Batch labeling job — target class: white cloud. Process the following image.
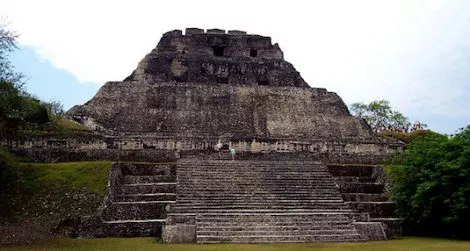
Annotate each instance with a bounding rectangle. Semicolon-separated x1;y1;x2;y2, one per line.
1;0;469;133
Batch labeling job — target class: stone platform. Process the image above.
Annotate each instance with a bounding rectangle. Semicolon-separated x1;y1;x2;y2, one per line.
79;163;176;237
163;159;393;243
327;164;403;238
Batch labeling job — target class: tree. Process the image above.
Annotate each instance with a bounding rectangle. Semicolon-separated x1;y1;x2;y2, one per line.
388;126;470;238
0;18;24;85
350;99;425;133
0;19;59;133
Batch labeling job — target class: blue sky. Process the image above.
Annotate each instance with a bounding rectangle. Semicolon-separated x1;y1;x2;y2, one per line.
2;0;470;134
11;46;99;110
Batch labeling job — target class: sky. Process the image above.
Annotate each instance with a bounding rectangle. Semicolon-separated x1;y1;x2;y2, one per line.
1;0;469;134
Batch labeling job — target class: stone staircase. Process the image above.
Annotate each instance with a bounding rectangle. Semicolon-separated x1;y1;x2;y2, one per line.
97;163;176;237
327;164;402;238
165;160;382;243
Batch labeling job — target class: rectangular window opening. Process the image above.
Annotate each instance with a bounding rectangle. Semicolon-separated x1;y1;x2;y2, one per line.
257;79;269;86
212;46;225;57
250;48;258;57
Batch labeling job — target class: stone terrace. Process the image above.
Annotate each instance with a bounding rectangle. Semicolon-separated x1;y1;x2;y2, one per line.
164;160;386;243
328;164;402;238
80;163;177;237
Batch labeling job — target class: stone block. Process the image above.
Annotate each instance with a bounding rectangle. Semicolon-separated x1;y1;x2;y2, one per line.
228;30;247;35
353;222;386;241
185;28;204;35
163;224;196;243
207;28;225;34
371;218;403;239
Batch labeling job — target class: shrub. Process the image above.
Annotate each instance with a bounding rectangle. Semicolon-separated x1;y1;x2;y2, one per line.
388;126;470;238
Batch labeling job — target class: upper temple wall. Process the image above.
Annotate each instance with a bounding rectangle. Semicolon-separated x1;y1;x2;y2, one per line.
155;28;284;60
123;28;306;87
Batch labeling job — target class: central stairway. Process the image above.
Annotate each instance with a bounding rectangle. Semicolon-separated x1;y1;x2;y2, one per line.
166;160;368;243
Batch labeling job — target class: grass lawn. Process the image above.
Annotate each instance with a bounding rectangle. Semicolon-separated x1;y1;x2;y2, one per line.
1;237;469;251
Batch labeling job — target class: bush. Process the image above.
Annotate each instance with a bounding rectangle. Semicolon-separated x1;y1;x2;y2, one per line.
0;147;22;215
380;130;439;144
388;126;470;238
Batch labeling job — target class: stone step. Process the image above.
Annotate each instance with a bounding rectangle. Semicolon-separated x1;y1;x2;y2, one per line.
178;189;339;193
168;208;358;218
183;172;331;175
178;160;324;165
346;202;396;217
340;183;385;193
169;209;354;215
196;217;352;224
177;189;340;193
178;181;338;185
171;206;350;212
342;193;388;202
115;193;177;202
196;234;364;243
120;163;175;176
175;200;348;205
196;211;355;216
102;201;174;221
197;229;358;236
197;221;353;227
177;196;342;200
175;204;347;208
178;174;333;178
101;219;165;237
177;194;342;199
176;192;343;196
117;182;176;194
177;188;341;193
178;178;336;184
176;198;344;203
197;224;357;231
180;164;325;167
172;205;349;210
175;199;346;204
181;171;331;175
173;202;349;207
122;175;176;184
177;189;341;193
178;191;340;195
180;170;332;174
336;176;377;183
180;170;331;175
178;173;334;177
327;165;375;177
180;164;328;168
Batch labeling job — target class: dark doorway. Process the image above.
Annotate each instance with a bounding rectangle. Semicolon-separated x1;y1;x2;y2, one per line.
257;79;269;86
212;46;225;57
250;48;258;57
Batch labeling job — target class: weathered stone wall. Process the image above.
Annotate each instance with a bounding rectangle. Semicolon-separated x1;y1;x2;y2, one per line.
68;83;379;140
125;29;296;86
2;133;400;164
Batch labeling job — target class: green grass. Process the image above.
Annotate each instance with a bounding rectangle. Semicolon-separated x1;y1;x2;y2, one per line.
1;150;112;223
55;119;88;131
1;237;470;251
19;161;112;196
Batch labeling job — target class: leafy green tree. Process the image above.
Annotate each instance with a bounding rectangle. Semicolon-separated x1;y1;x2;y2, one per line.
388;126;470;238
0;19;66;133
350;99;426;133
0;19;24;85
